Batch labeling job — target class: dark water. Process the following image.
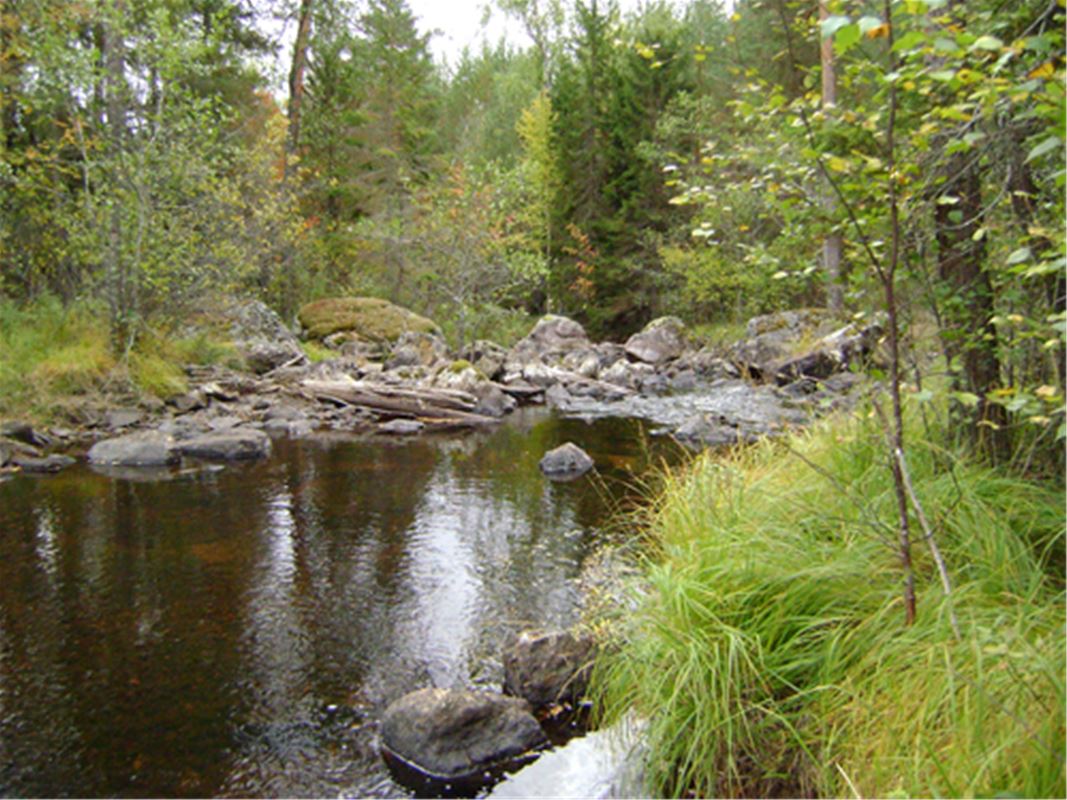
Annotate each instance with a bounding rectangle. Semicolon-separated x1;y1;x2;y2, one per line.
0;409;677;798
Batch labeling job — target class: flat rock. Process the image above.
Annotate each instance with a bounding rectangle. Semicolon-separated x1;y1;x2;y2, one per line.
105;408;145;430
539;442;594;479
380;688;547;795
88;432;178;466
503;630;596;710
0;421;50;448
11;454;77;474
174;429;271;460
378;419;425;436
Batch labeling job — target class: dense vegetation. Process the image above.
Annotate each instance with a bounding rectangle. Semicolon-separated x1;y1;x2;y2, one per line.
1;0;1064;795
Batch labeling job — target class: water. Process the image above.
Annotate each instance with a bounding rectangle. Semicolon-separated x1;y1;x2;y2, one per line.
0;409;677;798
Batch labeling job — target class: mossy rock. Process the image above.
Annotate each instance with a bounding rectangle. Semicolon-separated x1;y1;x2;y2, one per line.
298;297;441;342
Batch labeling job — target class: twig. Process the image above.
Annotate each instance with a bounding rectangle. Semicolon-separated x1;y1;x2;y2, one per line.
894;446;962;639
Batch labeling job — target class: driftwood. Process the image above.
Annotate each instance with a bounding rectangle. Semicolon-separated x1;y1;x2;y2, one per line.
303;379;499;428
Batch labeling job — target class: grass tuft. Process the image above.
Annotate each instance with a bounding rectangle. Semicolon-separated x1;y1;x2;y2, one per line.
594;404;1066;799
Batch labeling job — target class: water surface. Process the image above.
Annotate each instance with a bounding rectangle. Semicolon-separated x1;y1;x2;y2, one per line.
0;409;676;797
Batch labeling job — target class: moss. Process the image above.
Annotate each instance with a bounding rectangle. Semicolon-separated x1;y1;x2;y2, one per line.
449;358;473;373
298;297;440;341
301;341;336;363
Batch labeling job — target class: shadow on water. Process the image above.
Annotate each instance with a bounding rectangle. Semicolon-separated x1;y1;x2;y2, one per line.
0;408;684;798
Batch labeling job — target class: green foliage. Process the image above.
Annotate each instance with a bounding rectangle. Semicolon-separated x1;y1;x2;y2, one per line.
298;296;440;341
594;403;1066;798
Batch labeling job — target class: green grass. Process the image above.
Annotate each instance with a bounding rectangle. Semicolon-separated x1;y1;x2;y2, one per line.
593;404;1066;798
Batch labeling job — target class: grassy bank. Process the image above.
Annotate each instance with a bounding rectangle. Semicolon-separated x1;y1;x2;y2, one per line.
594;404;1065;798
0;297;241;424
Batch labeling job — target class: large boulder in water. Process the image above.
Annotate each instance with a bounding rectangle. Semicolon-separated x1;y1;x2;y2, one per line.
380;688;547;796
88;431;179;467
298;297;440;343
539;442;594;479
624;316;688;365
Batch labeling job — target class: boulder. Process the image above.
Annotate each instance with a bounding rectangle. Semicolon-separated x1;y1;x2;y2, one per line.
298;297;440;342
105;408;144;430
624;316;688;365
503;630;596;711
460;340;509;381
539;442;594;479
88;431;179;467
730;308;839;378
230;300;306;374
773;322;883;385
387;331;450;370
505;315;591;375
380;688;547;795
0;421;50;448
174;429;271;460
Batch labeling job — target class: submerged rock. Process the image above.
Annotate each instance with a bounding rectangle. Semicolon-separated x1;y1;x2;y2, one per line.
539;443;595;479
88;431;179;467
11;454;77;474
503;630;596;711
380;688;547;796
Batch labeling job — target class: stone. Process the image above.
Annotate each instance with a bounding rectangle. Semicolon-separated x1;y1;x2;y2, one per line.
380;688;547;795
88;432;179;467
539;442;594;479
730;308;839;378
230;300;306;374
773;322;883;385
460;340;509;381
174;429;271;460
0;421;50;448
472;384;518;418
241;340;305;375
207;415;244;432
168;391;206;414
105;408;144;430
298;297;440;342
503;630;596;711
386;331;450;370
11;454;77;474
624;316;688;365
378;419;425;436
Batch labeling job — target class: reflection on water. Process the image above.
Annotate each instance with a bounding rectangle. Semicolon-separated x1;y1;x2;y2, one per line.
0;409;679;797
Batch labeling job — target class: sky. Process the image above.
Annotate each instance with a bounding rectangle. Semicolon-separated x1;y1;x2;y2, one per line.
405;0;687;68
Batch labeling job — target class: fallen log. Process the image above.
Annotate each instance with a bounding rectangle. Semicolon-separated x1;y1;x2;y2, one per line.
303;379;499;428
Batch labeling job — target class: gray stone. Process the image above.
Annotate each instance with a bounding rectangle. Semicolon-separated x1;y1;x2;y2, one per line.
105;408;144;430
539;442;594;479
0;421;50;448
461;340;509;381
472;384;518;418
380;688;547;795
378;419;425;436
207;415;244;432
624;316;688;365
11;454;77;474
241;340;305;374
386;331;450;370
174;429;271;460
503;630;596;710
88;432;179;467
168;392;205;414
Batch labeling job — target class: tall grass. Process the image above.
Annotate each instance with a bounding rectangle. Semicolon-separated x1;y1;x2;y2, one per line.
594;406;1066;798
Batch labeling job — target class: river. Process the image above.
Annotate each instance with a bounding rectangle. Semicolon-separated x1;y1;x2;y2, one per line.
0;408;679;797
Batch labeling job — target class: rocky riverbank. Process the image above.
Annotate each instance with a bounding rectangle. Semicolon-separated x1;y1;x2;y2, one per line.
0;298;880;477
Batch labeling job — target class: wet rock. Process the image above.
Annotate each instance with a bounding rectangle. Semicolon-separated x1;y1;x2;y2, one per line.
11;454;77;474
380;688;547;796
378;419;425;436
174;429;271;460
105;408;144;430
88;431;179;467
539;442;594;479
0;421;50;448
624;316;688;365
503;630;596;711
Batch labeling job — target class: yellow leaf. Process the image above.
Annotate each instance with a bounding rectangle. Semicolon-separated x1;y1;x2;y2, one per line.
1035;385;1058;399
1028;61;1055;79
865;23;890;39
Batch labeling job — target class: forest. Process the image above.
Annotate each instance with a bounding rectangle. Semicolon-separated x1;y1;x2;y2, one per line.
0;0;1065;797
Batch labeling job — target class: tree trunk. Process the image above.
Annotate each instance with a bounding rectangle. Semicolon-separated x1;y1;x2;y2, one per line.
102;0;131;353
935;156;1009;461
819;1;844;312
285;0;314;180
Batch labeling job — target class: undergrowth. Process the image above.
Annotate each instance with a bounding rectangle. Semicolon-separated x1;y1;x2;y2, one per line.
593;404;1066;798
